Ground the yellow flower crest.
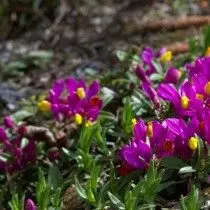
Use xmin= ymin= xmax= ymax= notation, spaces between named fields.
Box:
xmin=160 ymin=51 xmax=172 ymax=63
xmin=85 ymin=120 xmax=93 ymax=127
xmin=177 ymin=70 xmax=182 ymax=79
xmin=146 ymin=122 xmax=153 ymax=138
xmin=38 ymin=100 xmax=51 ymax=112
xmin=205 ymin=47 xmax=210 ymax=57
xmin=74 ymin=114 xmax=83 ymax=125
xmin=196 ymin=94 xmax=204 ymax=101
xmin=76 ymin=87 xmax=86 ymax=99
xmin=188 ymin=137 xmax=198 ymax=151
xmin=204 ymin=82 xmax=210 ymax=95
xmin=132 ymin=118 xmax=137 ymax=128
xmin=180 ymin=96 xmax=189 ymax=109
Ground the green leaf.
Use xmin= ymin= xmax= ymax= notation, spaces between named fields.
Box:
xmin=86 ymin=187 xmax=95 ymax=203
xmin=26 ymin=50 xmax=53 ymax=61
xmin=20 ymin=138 xmax=29 ymax=149
xmin=11 ymin=110 xmax=33 ymax=123
xmin=152 ymin=60 xmax=163 ymax=74
xmin=116 ymin=50 xmax=128 ymax=61
xmin=39 ymin=187 xmax=51 ymax=210
xmin=79 ymin=125 xmax=95 ymax=153
xmin=156 ymin=181 xmax=176 ymax=193
xmin=0 ymin=153 xmax=11 ymax=162
xmin=180 ymin=185 xmax=203 ymax=210
xmin=108 ymin=192 xmax=125 ymax=210
xmin=48 ymin=166 xmax=63 ymax=190
xmin=138 ymin=204 xmax=156 ymax=209
xmin=162 ymin=157 xmax=187 ymax=169
xmin=90 ymin=164 xmax=100 ymax=194
xmin=204 ymin=26 xmax=210 ymax=52
xmin=2 ymin=61 xmax=27 ymax=76
xmin=122 ymin=99 xmax=133 ymax=134
xmin=74 ymin=175 xmax=87 ymax=199
xmin=101 ymin=87 xmax=115 ymax=107
xmin=36 ymin=169 xmax=47 ymax=205
xmin=178 ymin=166 xmax=196 ymax=174
xmin=99 ymin=111 xmax=116 ymax=122
xmin=51 ymin=187 xmax=62 ymax=207
xmin=61 ymin=147 xmax=71 ymax=156
xmin=125 ymin=197 xmax=137 ymax=210
xmin=149 ymin=73 xmax=163 ymax=82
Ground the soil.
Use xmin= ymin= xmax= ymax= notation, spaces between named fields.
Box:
xmin=0 ymin=0 xmax=209 ymax=115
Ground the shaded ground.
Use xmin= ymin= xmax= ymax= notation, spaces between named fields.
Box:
xmin=0 ymin=0 xmax=209 ymax=115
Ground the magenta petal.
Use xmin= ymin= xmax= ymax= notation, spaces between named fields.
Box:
xmin=156 ymin=47 xmax=167 ymax=57
xmin=120 ymin=146 xmax=144 ymax=169
xmin=25 ymin=199 xmax=37 ymax=210
xmin=87 ymin=81 xmax=99 ymax=98
xmin=51 ymin=79 xmax=64 ymax=96
xmin=189 ymin=98 xmax=203 ymax=111
xmin=120 ymin=140 xmax=152 ymax=169
xmin=86 ymin=108 xmax=99 ymax=121
xmin=0 ymin=128 xmax=7 ymax=142
xmin=157 ymin=84 xmax=179 ymax=104
xmin=164 ymin=67 xmax=180 ymax=84
xmin=65 ymin=77 xmax=78 ymax=94
xmin=3 ymin=116 xmax=14 ymax=128
xmin=134 ymin=119 xmax=146 ymax=141
xmin=136 ymin=66 xmax=150 ymax=84
xmin=180 ymin=81 xmax=196 ymax=98
xmin=142 ymin=83 xmax=160 ymax=107
xmin=141 ymin=47 xmax=155 ymax=65
xmin=162 ymin=118 xmax=186 ymax=136
xmin=135 ymin=139 xmax=152 ymax=162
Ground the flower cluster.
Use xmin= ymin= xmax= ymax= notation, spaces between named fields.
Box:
xmin=0 ymin=117 xmax=36 ymax=174
xmin=120 ymin=50 xmax=210 ymax=174
xmin=39 ymin=77 xmax=102 ymax=126
xmin=136 ymin=47 xmax=181 ymax=108
xmin=120 ymin=118 xmax=199 ymax=174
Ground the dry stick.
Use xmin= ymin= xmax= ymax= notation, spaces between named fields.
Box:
xmin=163 ymin=42 xmax=189 ymax=55
xmin=125 ymin=15 xmax=210 ymax=34
xmin=25 ymin=125 xmax=56 ymax=146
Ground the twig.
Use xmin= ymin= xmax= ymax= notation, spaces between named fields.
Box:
xmin=124 ymin=15 xmax=210 ymax=34
xmin=163 ymin=41 xmax=189 ymax=55
xmin=45 ymin=0 xmax=70 ymax=36
xmin=25 ymin=125 xmax=56 ymax=146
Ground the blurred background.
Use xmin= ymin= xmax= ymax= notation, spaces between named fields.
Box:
xmin=0 ymin=0 xmax=210 ymax=116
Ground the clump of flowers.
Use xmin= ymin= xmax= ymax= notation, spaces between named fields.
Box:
xmin=135 ymin=47 xmax=182 ymax=108
xmin=120 ymin=49 xmax=210 ymax=174
xmin=0 ymin=116 xmax=36 ymax=174
xmin=39 ymin=77 xmax=103 ymax=126
xmin=120 ymin=117 xmax=201 ymax=174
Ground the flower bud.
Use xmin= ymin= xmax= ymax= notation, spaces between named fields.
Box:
xmin=3 ymin=116 xmax=14 ymax=128
xmin=25 ymin=199 xmax=37 ymax=210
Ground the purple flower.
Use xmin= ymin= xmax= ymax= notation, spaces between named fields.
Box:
xmin=140 ymin=47 xmax=166 ymax=75
xmin=25 ymin=199 xmax=37 ymax=210
xmin=157 ymin=82 xmax=203 ymax=116
xmin=3 ymin=116 xmax=14 ymax=128
xmin=120 ymin=120 xmax=152 ymax=171
xmin=135 ymin=66 xmax=160 ymax=108
xmin=136 ymin=66 xmax=151 ymax=84
xmin=142 ymin=83 xmax=160 ymax=108
xmin=0 ymin=119 xmax=37 ymax=174
xmin=0 ymin=127 xmax=7 ymax=142
xmin=48 ymin=77 xmax=102 ymax=124
xmin=164 ymin=67 xmax=182 ymax=84
xmin=150 ymin=120 xmax=179 ymax=158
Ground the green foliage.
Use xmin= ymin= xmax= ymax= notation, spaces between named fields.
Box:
xmin=1 ymin=50 xmax=53 ymax=78
xmin=180 ymin=185 xmax=203 ymax=210
xmin=8 ymin=194 xmax=24 ymax=210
